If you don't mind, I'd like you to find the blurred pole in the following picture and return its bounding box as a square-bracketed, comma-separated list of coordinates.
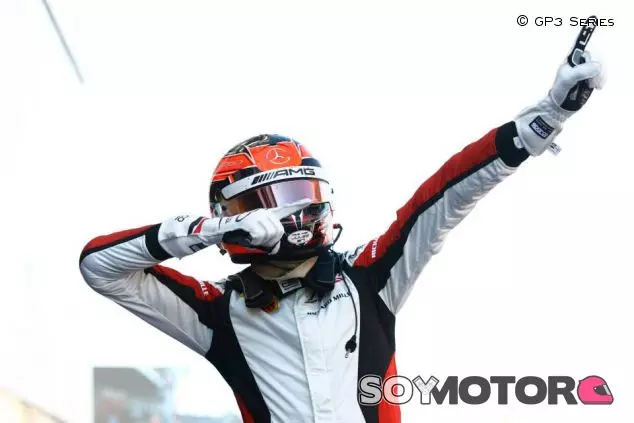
[40, 0, 84, 83]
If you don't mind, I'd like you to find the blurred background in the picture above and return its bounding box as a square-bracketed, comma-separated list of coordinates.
[0, 368, 241, 423]
[0, 389, 64, 423]
[92, 368, 240, 423]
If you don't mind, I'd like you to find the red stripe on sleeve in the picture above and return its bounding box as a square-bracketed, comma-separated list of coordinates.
[151, 265, 222, 302]
[235, 395, 255, 423]
[82, 225, 153, 254]
[378, 354, 401, 423]
[193, 217, 208, 234]
[354, 127, 499, 267]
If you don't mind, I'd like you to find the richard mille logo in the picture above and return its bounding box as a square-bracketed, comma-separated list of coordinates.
[265, 148, 291, 165]
[306, 292, 351, 315]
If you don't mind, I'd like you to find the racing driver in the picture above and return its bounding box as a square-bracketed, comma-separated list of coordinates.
[79, 29, 605, 423]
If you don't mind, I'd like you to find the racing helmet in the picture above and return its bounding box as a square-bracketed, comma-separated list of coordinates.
[577, 375, 613, 405]
[209, 134, 335, 263]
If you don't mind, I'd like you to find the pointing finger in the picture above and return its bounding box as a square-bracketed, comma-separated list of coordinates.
[269, 198, 313, 220]
[566, 15, 597, 67]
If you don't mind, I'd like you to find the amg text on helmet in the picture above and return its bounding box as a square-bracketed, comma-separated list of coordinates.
[251, 168, 316, 185]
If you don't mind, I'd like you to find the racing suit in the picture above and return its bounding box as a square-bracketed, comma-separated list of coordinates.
[79, 121, 528, 422]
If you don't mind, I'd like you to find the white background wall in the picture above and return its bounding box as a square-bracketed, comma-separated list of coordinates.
[1, 0, 632, 422]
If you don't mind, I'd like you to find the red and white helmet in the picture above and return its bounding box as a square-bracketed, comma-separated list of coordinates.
[209, 134, 335, 263]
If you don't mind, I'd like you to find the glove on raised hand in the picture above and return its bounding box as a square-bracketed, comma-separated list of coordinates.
[515, 46, 605, 156]
[158, 199, 312, 258]
[216, 199, 312, 255]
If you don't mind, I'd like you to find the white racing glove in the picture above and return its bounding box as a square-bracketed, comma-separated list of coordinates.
[217, 198, 313, 255]
[157, 199, 312, 258]
[515, 21, 605, 156]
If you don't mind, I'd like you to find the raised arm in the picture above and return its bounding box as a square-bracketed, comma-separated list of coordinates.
[79, 201, 310, 355]
[347, 122, 524, 313]
[79, 216, 222, 355]
[346, 29, 604, 314]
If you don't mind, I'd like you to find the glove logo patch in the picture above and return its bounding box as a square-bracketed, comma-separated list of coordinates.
[529, 116, 555, 139]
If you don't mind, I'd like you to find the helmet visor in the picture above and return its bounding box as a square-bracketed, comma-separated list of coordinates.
[594, 384, 612, 396]
[218, 179, 332, 217]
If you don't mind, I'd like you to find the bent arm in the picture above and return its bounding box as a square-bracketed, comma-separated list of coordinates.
[347, 122, 528, 313]
[79, 215, 224, 356]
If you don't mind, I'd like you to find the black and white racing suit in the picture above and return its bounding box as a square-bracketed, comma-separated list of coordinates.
[79, 121, 528, 423]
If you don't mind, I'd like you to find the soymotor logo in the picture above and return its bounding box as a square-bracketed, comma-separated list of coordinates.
[359, 375, 613, 406]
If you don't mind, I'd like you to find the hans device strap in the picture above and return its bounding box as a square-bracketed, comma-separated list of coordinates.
[226, 252, 341, 311]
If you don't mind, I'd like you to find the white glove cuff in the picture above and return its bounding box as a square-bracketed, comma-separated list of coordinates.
[514, 94, 571, 156]
[158, 215, 223, 258]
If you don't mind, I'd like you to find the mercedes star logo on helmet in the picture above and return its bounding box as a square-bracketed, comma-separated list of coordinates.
[266, 148, 291, 165]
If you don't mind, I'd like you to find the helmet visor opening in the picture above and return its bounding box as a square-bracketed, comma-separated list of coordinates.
[594, 384, 611, 396]
[219, 179, 332, 217]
